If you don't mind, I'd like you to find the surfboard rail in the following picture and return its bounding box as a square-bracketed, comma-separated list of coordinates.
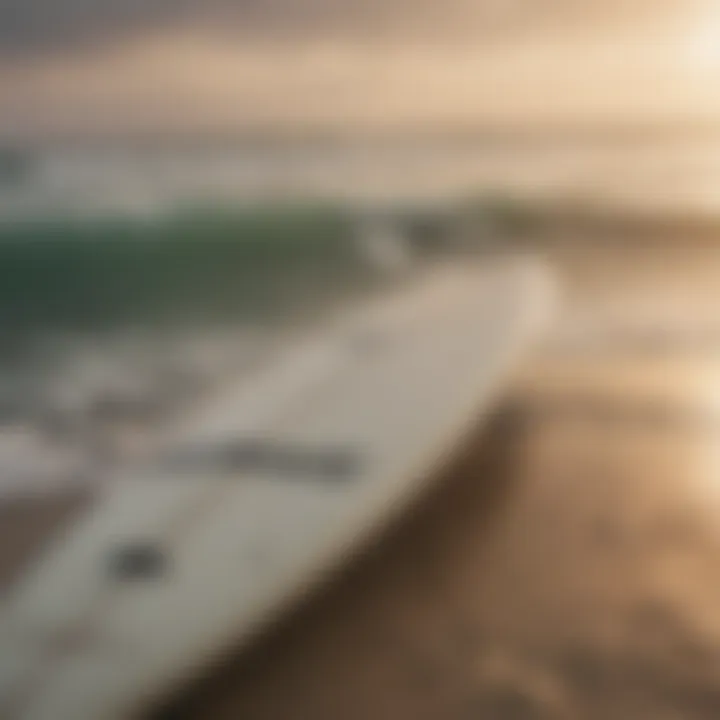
[0, 257, 555, 719]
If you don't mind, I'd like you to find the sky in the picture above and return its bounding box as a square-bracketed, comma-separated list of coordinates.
[1, 0, 720, 139]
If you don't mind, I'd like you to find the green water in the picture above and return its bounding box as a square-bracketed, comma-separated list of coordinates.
[0, 204, 367, 349]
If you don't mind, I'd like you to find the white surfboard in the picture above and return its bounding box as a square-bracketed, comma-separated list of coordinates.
[0, 258, 553, 720]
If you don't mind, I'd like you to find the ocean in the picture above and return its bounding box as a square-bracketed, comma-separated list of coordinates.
[2, 129, 720, 493]
[6, 130, 720, 218]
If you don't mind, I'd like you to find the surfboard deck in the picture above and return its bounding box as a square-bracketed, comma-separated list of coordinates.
[0, 258, 554, 720]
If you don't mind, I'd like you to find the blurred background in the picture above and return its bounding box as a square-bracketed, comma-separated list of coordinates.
[5, 0, 720, 718]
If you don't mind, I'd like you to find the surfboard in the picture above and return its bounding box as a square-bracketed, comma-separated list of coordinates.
[0, 257, 554, 719]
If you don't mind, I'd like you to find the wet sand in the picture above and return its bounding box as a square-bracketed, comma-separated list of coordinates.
[157, 238, 720, 720]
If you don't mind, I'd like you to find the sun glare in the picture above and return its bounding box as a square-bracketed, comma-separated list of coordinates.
[683, 5, 720, 70]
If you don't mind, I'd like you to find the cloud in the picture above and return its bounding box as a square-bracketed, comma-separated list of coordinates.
[0, 0, 699, 139]
[0, 0, 196, 55]
[0, 0, 677, 57]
